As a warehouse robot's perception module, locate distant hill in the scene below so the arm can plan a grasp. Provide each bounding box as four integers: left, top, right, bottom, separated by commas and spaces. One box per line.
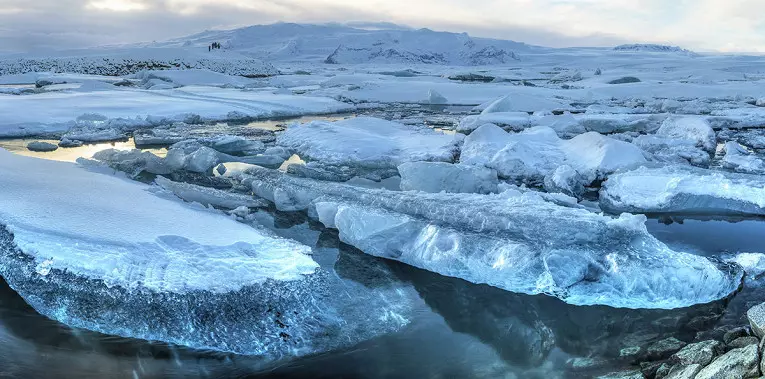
153, 23, 534, 66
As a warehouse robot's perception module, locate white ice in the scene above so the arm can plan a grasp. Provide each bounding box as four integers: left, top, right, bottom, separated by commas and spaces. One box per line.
601, 165, 765, 216
0, 149, 317, 294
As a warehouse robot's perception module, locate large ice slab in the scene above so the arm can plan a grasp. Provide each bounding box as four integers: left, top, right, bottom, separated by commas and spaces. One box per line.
277, 117, 462, 177
0, 149, 409, 358
239, 168, 741, 309
601, 165, 765, 216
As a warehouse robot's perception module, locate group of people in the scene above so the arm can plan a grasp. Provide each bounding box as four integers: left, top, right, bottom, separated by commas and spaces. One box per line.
208, 42, 222, 51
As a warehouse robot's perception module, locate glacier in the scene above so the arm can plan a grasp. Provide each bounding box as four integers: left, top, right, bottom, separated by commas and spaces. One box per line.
601, 165, 765, 216
238, 167, 742, 309
0, 149, 412, 360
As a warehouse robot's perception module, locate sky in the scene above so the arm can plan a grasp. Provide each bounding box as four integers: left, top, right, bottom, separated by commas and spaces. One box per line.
1, 0, 764, 52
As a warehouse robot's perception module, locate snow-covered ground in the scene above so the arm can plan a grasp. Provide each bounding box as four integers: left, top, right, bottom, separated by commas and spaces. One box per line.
4, 22, 765, 374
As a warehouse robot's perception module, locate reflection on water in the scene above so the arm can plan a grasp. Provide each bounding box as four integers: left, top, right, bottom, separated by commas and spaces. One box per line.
0, 138, 168, 163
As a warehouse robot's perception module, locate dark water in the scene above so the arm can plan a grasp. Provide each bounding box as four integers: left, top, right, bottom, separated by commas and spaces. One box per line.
1, 208, 763, 378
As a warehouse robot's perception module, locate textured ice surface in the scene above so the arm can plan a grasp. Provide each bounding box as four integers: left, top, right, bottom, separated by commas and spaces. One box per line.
155, 176, 269, 209
460, 124, 645, 184
656, 117, 717, 152
398, 162, 499, 194
277, 117, 462, 175
240, 168, 741, 309
633, 135, 710, 167
601, 165, 765, 216
722, 142, 765, 174
0, 149, 411, 359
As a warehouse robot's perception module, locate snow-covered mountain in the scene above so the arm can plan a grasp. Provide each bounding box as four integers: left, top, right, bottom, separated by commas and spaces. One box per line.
152, 23, 533, 66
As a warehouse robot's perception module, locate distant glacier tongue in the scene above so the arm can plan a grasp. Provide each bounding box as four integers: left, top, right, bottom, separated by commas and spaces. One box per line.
242, 167, 743, 310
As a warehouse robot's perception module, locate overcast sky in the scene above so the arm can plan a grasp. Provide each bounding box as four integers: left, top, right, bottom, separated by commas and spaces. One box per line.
2, 0, 764, 52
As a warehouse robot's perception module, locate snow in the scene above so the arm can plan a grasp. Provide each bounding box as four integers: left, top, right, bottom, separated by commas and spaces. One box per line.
0, 149, 317, 293
276, 117, 462, 173
601, 165, 765, 216
240, 167, 741, 309
397, 162, 499, 194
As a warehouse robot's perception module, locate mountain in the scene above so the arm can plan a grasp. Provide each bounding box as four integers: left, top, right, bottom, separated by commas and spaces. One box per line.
152, 23, 534, 66
613, 44, 696, 55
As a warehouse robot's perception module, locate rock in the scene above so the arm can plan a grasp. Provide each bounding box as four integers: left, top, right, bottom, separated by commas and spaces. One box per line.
747, 303, 765, 338
216, 163, 227, 176
670, 340, 723, 366
695, 344, 760, 379
665, 364, 702, 379
729, 337, 760, 350
655, 363, 672, 379
608, 76, 642, 84
641, 361, 664, 378
26, 141, 59, 152
724, 327, 751, 344
621, 346, 643, 361
565, 357, 610, 371
646, 337, 688, 361
597, 370, 644, 379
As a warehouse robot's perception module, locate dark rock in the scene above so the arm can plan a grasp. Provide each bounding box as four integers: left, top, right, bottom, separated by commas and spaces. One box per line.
597, 370, 644, 379
641, 360, 664, 378
655, 363, 672, 379
723, 327, 751, 344
728, 336, 760, 350
608, 76, 642, 84
670, 340, 723, 366
646, 337, 687, 361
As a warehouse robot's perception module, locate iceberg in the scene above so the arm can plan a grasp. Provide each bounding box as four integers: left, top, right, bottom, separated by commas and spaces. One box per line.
155, 176, 269, 209
722, 142, 765, 174
0, 150, 410, 359
239, 167, 741, 309
601, 165, 765, 216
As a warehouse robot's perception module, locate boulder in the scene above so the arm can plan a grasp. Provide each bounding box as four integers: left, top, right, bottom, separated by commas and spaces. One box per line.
26, 141, 59, 152
646, 337, 688, 361
670, 340, 723, 366
728, 336, 759, 350
665, 364, 702, 379
747, 302, 765, 338
695, 344, 760, 379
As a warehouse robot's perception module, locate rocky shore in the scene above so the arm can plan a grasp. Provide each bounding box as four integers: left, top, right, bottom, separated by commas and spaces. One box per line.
599, 303, 765, 379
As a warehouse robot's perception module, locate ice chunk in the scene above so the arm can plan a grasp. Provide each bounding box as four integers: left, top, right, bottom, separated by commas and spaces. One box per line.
398, 162, 499, 194
633, 135, 710, 167
657, 117, 716, 152
92, 148, 173, 176
601, 165, 765, 216
204, 135, 266, 156
722, 142, 765, 174
577, 114, 658, 134
240, 167, 741, 309
58, 137, 84, 148
276, 117, 461, 177
26, 141, 58, 152
427, 89, 448, 105
461, 124, 646, 185
544, 165, 585, 197
155, 176, 268, 209
482, 95, 515, 114
0, 150, 410, 359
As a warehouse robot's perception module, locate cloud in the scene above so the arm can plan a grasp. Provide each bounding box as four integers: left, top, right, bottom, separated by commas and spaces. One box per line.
0, 0, 763, 52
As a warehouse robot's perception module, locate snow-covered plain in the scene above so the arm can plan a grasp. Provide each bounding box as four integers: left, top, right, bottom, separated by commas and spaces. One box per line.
4, 22, 765, 371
